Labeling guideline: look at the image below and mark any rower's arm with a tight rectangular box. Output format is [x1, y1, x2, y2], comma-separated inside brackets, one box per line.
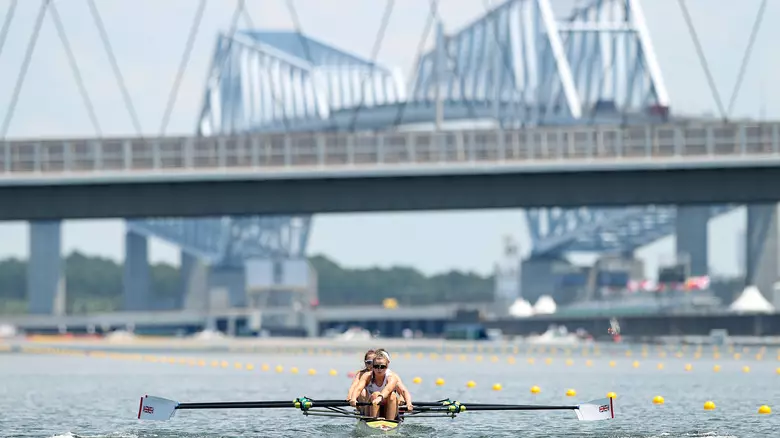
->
[378, 374, 399, 401]
[346, 372, 361, 399]
[349, 372, 370, 401]
[396, 379, 412, 406]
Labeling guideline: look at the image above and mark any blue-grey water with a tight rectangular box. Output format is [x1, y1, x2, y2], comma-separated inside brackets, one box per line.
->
[1, 344, 779, 437]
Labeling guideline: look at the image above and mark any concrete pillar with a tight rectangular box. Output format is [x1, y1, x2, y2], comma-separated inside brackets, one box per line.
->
[180, 252, 209, 311]
[675, 206, 709, 276]
[745, 204, 778, 302]
[209, 266, 246, 308]
[27, 221, 64, 315]
[123, 231, 151, 311]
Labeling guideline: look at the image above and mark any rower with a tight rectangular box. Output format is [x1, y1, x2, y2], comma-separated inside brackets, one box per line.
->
[347, 349, 376, 415]
[348, 349, 413, 417]
[349, 349, 413, 420]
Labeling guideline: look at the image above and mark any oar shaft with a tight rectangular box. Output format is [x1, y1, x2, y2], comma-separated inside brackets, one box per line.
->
[177, 401, 353, 410]
[407, 405, 577, 412]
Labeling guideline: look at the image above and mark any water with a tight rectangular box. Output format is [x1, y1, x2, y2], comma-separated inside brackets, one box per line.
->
[1, 347, 778, 437]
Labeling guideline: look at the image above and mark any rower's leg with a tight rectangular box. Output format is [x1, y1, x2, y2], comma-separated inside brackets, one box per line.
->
[384, 391, 398, 421]
[369, 392, 382, 418]
[357, 389, 369, 415]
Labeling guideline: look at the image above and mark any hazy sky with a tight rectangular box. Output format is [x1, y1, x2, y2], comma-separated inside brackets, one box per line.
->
[0, 0, 776, 278]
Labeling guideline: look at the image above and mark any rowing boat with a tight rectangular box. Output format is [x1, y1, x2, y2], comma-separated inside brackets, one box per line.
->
[136, 394, 615, 433]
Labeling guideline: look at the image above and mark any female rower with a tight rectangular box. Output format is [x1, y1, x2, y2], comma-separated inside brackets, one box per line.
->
[349, 349, 413, 420]
[347, 349, 376, 415]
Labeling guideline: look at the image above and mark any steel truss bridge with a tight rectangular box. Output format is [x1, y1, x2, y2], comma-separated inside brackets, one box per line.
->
[7, 0, 747, 314]
[128, 0, 725, 276]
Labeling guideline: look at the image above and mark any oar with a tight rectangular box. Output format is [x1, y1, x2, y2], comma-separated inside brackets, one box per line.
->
[137, 395, 365, 421]
[403, 397, 615, 421]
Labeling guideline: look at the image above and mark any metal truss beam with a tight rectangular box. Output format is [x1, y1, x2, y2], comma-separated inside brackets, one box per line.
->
[126, 216, 310, 268]
[410, 0, 669, 128]
[527, 205, 736, 257]
[197, 31, 405, 136]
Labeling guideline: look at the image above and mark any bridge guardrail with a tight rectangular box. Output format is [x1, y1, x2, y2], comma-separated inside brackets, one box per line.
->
[2, 123, 779, 178]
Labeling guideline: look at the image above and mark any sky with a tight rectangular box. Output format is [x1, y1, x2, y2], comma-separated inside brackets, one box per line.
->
[0, 0, 776, 279]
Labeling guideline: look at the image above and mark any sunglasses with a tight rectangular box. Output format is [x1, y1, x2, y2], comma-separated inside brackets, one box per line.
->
[372, 364, 388, 369]
[364, 360, 373, 365]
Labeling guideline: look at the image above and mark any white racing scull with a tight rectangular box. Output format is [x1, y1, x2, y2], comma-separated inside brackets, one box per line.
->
[137, 394, 616, 434]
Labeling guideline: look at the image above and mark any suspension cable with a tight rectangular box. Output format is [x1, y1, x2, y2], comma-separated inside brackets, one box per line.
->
[160, 0, 207, 136]
[391, 0, 439, 127]
[347, 0, 396, 131]
[0, 0, 17, 61]
[727, 0, 767, 118]
[86, 0, 143, 136]
[1, 0, 48, 140]
[677, 0, 726, 121]
[49, 0, 102, 136]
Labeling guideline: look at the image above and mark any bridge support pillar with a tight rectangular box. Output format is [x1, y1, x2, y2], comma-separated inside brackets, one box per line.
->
[675, 206, 709, 276]
[746, 204, 779, 303]
[27, 221, 65, 314]
[181, 252, 209, 311]
[123, 231, 151, 311]
[209, 267, 246, 308]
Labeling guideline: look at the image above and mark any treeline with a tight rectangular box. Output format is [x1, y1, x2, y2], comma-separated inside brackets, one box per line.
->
[0, 252, 495, 314]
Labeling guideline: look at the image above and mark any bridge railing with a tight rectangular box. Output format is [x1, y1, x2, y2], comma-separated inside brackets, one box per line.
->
[2, 122, 779, 177]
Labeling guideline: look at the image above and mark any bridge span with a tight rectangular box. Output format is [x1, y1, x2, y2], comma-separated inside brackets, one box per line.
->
[1, 122, 780, 220]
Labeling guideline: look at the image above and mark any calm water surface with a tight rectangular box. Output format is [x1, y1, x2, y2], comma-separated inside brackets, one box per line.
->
[0, 347, 778, 437]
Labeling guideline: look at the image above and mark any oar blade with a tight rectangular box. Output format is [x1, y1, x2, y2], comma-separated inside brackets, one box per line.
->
[574, 397, 614, 421]
[138, 395, 179, 421]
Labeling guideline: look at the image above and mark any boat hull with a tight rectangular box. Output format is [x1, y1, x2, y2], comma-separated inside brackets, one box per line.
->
[355, 418, 402, 434]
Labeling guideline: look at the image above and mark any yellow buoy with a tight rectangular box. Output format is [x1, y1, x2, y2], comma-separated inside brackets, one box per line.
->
[684, 364, 693, 371]
[609, 360, 616, 367]
[704, 401, 716, 410]
[466, 380, 476, 388]
[742, 366, 750, 373]
[585, 359, 593, 367]
[530, 385, 541, 394]
[652, 395, 665, 405]
[412, 377, 422, 384]
[632, 360, 640, 368]
[776, 367, 780, 375]
[657, 362, 664, 370]
[290, 367, 299, 374]
[758, 405, 771, 414]
[308, 368, 316, 375]
[246, 364, 255, 371]
[606, 392, 617, 399]
[713, 364, 721, 372]
[435, 378, 445, 386]
[565, 359, 574, 366]
[329, 369, 337, 376]
[262, 364, 270, 371]
[565, 389, 576, 397]
[275, 365, 284, 373]
[492, 383, 502, 391]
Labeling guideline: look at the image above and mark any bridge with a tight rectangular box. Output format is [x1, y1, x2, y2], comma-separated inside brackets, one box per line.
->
[2, 0, 778, 322]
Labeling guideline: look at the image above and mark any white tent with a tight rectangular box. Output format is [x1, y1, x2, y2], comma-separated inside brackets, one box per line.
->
[533, 295, 557, 314]
[729, 285, 775, 313]
[508, 298, 534, 318]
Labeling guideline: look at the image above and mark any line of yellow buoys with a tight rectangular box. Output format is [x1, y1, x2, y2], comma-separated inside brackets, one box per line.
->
[10, 343, 778, 415]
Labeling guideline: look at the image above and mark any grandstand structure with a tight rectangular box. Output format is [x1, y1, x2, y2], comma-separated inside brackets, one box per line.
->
[17, 0, 757, 314]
